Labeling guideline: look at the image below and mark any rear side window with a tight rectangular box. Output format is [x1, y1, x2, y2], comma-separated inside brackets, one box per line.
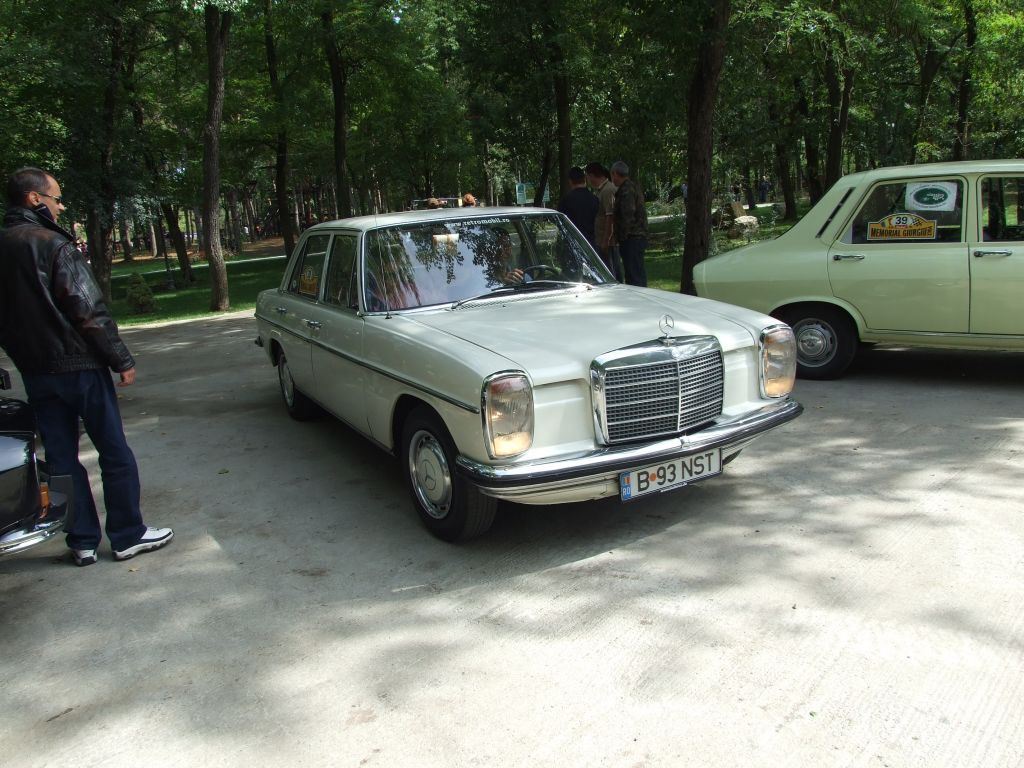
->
[981, 176, 1024, 242]
[288, 233, 331, 299]
[841, 179, 964, 244]
[324, 234, 359, 309]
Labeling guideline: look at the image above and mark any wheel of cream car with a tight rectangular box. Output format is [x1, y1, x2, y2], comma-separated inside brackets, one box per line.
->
[276, 347, 317, 421]
[400, 406, 497, 542]
[778, 304, 858, 380]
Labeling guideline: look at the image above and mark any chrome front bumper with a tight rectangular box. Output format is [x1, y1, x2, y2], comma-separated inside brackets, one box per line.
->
[456, 399, 803, 504]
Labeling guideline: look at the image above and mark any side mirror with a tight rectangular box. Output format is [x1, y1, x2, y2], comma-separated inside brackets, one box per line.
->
[0, 368, 11, 390]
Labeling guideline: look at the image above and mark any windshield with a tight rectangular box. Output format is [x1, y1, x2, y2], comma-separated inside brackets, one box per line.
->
[363, 214, 613, 311]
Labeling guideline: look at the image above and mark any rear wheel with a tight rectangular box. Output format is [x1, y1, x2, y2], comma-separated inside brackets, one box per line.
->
[400, 407, 496, 542]
[778, 305, 858, 380]
[276, 348, 317, 420]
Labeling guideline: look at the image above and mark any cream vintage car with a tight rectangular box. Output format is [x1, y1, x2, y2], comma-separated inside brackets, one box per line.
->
[254, 207, 802, 541]
[694, 160, 1024, 378]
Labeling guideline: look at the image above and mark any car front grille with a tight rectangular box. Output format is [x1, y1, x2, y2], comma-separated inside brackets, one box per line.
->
[592, 338, 724, 445]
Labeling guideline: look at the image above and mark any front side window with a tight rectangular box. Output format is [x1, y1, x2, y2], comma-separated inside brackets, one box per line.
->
[842, 178, 964, 244]
[363, 214, 612, 311]
[981, 176, 1024, 242]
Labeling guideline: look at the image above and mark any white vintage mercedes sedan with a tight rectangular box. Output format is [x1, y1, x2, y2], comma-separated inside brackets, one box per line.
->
[254, 207, 802, 541]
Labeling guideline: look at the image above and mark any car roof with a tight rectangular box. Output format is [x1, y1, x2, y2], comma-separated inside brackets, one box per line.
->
[304, 206, 556, 233]
[841, 159, 1024, 183]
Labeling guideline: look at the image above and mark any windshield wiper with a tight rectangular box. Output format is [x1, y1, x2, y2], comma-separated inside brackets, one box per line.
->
[451, 281, 578, 309]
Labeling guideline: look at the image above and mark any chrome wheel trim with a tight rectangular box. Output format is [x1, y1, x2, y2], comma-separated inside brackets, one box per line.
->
[792, 318, 838, 367]
[278, 355, 295, 407]
[407, 429, 453, 520]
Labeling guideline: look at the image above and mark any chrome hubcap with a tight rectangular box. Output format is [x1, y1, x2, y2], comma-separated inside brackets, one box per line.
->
[793, 319, 837, 367]
[408, 429, 452, 519]
[279, 356, 295, 406]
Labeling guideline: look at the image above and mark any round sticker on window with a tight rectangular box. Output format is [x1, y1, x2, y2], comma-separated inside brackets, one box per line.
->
[906, 181, 958, 212]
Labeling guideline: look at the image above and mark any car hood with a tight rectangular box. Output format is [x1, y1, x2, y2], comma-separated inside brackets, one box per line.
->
[405, 284, 764, 385]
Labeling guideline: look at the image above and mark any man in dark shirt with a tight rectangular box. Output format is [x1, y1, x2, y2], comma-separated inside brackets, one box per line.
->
[611, 160, 648, 287]
[557, 166, 599, 248]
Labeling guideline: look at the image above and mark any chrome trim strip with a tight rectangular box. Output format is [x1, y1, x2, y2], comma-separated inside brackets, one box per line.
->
[256, 315, 480, 414]
[864, 329, 1024, 341]
[456, 399, 802, 490]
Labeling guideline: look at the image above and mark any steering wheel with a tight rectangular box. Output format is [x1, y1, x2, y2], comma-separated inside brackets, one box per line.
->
[522, 264, 560, 280]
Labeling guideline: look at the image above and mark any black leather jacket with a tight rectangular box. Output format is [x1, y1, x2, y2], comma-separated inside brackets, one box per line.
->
[0, 207, 134, 375]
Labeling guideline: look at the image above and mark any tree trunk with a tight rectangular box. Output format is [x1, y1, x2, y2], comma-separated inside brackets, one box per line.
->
[119, 217, 134, 262]
[92, 3, 127, 302]
[534, 142, 553, 207]
[794, 77, 825, 204]
[264, 0, 296, 256]
[243, 191, 257, 242]
[553, 70, 571, 199]
[227, 187, 243, 254]
[203, 4, 231, 311]
[908, 38, 943, 163]
[742, 165, 756, 211]
[193, 208, 203, 248]
[162, 203, 194, 283]
[823, 44, 854, 191]
[86, 208, 113, 296]
[321, 11, 353, 218]
[681, 0, 731, 295]
[953, 0, 977, 160]
[775, 143, 798, 221]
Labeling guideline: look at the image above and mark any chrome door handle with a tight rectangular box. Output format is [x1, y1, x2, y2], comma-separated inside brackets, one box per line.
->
[973, 250, 1012, 258]
[832, 253, 865, 261]
[305, 320, 322, 330]
[275, 306, 288, 315]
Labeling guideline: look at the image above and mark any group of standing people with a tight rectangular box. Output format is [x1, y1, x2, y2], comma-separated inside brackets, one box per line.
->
[558, 160, 648, 287]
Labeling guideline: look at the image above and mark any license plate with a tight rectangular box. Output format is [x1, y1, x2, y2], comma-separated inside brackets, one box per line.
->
[619, 449, 722, 501]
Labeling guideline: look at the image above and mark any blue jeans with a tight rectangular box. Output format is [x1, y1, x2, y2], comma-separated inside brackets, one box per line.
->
[620, 238, 648, 287]
[22, 370, 145, 551]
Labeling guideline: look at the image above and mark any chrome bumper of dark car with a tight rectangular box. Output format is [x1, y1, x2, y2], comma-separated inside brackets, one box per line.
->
[455, 399, 802, 500]
[0, 513, 66, 556]
[0, 478, 73, 557]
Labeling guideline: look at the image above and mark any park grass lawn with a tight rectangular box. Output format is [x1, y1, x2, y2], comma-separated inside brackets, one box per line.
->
[109, 256, 287, 325]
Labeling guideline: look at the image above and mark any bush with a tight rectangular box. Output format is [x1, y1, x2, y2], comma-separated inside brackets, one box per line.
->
[646, 197, 685, 218]
[124, 273, 157, 314]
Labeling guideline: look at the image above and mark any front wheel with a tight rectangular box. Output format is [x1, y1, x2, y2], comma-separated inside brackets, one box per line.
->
[400, 407, 496, 542]
[778, 306, 858, 380]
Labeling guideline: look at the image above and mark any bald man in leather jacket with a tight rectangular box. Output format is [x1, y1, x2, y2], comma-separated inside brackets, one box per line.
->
[0, 167, 172, 566]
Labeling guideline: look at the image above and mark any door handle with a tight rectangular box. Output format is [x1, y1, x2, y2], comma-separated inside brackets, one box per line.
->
[832, 253, 865, 261]
[973, 250, 1012, 258]
[305, 320, 322, 330]
[275, 306, 288, 315]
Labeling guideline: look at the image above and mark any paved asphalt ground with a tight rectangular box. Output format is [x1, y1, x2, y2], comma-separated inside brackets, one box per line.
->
[1, 312, 1022, 768]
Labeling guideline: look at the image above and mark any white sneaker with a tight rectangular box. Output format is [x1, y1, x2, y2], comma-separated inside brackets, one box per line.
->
[72, 549, 97, 567]
[113, 527, 174, 561]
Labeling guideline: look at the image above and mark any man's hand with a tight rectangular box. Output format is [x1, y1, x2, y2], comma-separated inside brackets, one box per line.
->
[117, 367, 136, 387]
